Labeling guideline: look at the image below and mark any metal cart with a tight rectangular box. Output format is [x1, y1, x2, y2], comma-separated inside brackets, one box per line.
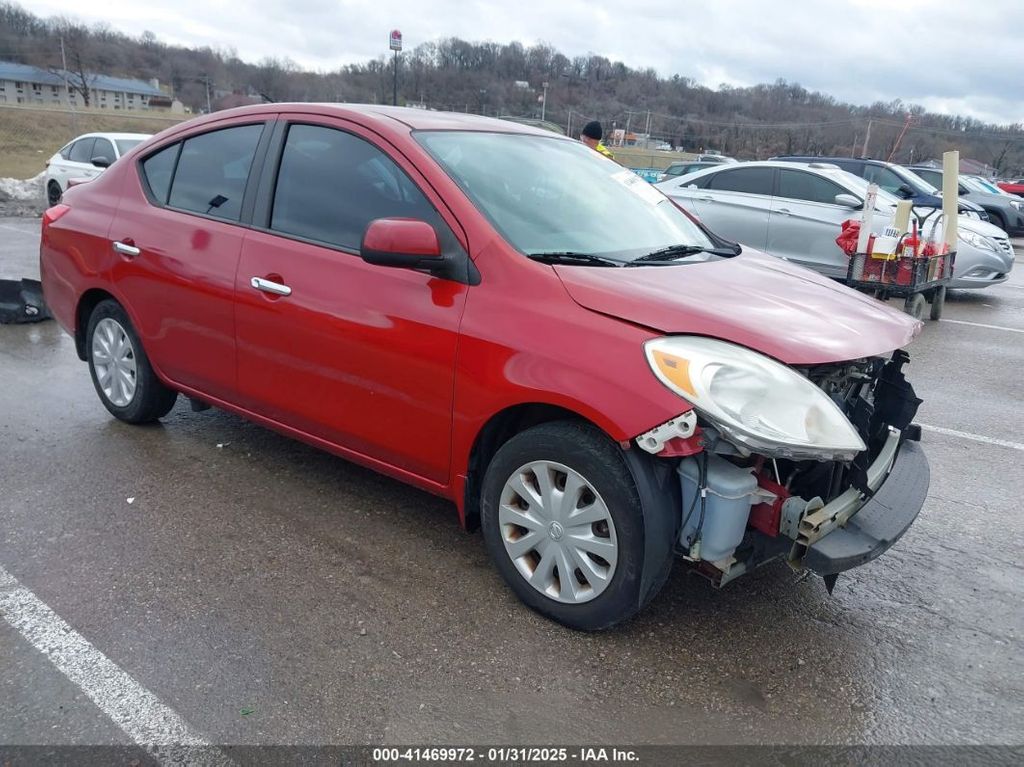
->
[844, 247, 955, 321]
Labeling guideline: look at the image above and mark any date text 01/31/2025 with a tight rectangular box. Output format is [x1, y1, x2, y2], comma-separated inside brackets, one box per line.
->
[372, 747, 640, 762]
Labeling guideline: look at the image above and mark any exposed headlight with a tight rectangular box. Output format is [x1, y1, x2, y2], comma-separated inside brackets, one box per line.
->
[644, 337, 866, 461]
[958, 230, 998, 252]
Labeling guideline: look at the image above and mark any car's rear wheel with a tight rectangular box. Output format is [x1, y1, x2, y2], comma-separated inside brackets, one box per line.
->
[480, 420, 672, 630]
[86, 300, 177, 423]
[46, 181, 62, 207]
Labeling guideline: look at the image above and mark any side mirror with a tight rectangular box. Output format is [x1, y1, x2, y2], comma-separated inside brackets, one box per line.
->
[897, 183, 915, 198]
[91, 156, 111, 168]
[958, 186, 969, 196]
[361, 218, 444, 272]
[834, 193, 863, 208]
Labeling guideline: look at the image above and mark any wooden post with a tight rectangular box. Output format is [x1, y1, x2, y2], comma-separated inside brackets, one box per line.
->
[942, 150, 959, 252]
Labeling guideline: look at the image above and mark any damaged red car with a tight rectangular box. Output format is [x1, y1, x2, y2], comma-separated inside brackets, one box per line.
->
[40, 105, 929, 629]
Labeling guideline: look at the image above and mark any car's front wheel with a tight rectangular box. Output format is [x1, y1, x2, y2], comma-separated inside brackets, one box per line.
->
[481, 421, 673, 630]
[86, 300, 177, 423]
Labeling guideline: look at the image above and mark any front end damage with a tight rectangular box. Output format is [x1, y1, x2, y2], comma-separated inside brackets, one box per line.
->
[636, 350, 927, 592]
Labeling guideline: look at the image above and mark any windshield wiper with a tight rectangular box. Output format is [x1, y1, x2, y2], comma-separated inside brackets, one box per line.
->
[625, 244, 740, 266]
[526, 251, 624, 267]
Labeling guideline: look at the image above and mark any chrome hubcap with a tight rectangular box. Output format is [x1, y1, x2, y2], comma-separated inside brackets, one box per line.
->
[91, 318, 137, 407]
[499, 460, 618, 604]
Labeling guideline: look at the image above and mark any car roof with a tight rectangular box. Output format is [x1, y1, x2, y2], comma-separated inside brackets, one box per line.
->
[163, 103, 562, 138]
[776, 155, 893, 167]
[660, 159, 855, 185]
[73, 132, 153, 140]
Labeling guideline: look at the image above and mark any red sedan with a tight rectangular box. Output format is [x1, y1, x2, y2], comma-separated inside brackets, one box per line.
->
[40, 104, 929, 629]
[997, 179, 1024, 197]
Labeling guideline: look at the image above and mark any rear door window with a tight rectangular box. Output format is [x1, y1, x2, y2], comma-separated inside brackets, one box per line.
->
[707, 167, 774, 196]
[777, 169, 846, 205]
[167, 124, 264, 222]
[68, 138, 96, 163]
[269, 123, 439, 251]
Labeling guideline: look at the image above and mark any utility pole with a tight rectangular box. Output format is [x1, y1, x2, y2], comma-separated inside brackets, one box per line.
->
[540, 81, 548, 122]
[204, 74, 212, 114]
[861, 119, 872, 158]
[644, 110, 652, 149]
[567, 109, 573, 139]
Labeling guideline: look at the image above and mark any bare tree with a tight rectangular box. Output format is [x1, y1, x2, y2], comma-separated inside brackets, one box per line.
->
[49, 18, 93, 107]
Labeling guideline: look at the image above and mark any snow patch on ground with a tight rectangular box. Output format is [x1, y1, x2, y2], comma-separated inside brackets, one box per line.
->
[0, 171, 45, 216]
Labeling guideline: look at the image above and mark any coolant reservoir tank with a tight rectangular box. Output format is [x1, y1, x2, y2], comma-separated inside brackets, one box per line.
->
[678, 454, 758, 563]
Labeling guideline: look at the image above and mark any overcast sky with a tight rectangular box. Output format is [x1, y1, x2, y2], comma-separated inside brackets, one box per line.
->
[26, 0, 1024, 125]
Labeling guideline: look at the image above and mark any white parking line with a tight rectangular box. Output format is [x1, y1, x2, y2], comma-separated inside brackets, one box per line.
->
[0, 564, 231, 766]
[920, 424, 1024, 452]
[939, 319, 1024, 334]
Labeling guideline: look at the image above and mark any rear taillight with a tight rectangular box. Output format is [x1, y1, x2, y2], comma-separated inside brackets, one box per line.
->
[42, 204, 71, 229]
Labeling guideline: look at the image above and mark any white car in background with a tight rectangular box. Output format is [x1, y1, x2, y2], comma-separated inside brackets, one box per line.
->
[654, 160, 1014, 290]
[44, 132, 150, 206]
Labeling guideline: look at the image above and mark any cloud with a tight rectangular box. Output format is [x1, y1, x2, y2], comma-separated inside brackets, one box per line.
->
[26, 0, 1024, 124]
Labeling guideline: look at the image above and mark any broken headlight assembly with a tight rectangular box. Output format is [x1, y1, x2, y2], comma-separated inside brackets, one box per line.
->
[644, 336, 866, 461]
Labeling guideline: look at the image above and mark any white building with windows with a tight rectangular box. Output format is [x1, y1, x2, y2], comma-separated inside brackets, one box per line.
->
[0, 61, 169, 110]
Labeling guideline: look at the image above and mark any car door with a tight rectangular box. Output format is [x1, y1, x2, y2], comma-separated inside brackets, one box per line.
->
[684, 166, 774, 249]
[233, 117, 469, 484]
[53, 137, 97, 188]
[766, 168, 856, 276]
[90, 136, 117, 168]
[107, 121, 271, 401]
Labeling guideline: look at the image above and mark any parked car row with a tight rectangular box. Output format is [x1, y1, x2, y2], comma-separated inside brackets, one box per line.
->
[654, 160, 1014, 289]
[40, 105, 931, 629]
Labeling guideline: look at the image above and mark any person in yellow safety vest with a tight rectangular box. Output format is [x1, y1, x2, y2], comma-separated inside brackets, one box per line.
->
[580, 120, 615, 160]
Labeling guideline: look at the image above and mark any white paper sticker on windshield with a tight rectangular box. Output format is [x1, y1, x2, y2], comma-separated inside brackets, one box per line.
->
[612, 169, 666, 206]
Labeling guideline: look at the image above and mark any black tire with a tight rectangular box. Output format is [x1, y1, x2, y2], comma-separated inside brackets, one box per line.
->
[86, 300, 177, 423]
[904, 292, 926, 320]
[986, 210, 1006, 232]
[480, 420, 674, 631]
[929, 285, 946, 321]
[47, 181, 62, 207]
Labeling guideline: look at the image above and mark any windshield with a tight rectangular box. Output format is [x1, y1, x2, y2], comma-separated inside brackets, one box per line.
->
[416, 131, 713, 261]
[115, 139, 145, 156]
[968, 176, 1007, 195]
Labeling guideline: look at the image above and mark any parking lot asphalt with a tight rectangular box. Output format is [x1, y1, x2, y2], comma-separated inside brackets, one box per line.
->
[1, 215, 1022, 748]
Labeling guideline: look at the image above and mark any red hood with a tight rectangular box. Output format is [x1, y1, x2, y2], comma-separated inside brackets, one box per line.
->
[554, 250, 921, 365]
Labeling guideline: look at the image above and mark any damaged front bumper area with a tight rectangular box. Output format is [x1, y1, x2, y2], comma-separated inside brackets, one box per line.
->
[640, 349, 930, 589]
[798, 438, 928, 576]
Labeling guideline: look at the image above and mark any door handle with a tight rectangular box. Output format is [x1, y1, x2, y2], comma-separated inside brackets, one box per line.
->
[776, 208, 791, 215]
[250, 276, 292, 297]
[697, 196, 714, 202]
[112, 240, 140, 257]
